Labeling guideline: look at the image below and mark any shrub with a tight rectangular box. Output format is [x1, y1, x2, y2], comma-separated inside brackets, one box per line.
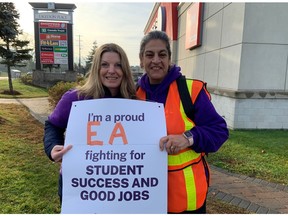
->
[20, 74, 33, 85]
[48, 81, 79, 109]
[76, 74, 85, 83]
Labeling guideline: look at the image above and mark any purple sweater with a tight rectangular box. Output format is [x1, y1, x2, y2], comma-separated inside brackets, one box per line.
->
[48, 89, 82, 129]
[138, 65, 229, 153]
[44, 87, 123, 161]
[48, 87, 122, 129]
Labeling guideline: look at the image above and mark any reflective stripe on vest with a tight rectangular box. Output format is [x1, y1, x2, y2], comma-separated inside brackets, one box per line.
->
[136, 79, 208, 213]
[180, 79, 195, 131]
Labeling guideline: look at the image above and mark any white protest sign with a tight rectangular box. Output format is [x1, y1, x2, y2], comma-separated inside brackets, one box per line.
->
[61, 98, 167, 214]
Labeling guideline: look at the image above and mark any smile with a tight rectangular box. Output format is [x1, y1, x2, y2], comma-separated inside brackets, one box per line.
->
[151, 66, 161, 70]
[106, 77, 118, 80]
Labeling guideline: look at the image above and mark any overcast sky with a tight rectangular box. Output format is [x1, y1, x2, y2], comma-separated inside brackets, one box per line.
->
[14, 1, 154, 66]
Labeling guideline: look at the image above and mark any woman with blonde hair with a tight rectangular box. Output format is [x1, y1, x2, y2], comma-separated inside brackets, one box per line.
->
[78, 43, 136, 99]
[43, 43, 136, 203]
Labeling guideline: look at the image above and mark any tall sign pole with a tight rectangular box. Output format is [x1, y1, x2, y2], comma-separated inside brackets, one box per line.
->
[29, 2, 76, 71]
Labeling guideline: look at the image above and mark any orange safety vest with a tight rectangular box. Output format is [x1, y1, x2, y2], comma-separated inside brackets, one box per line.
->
[136, 79, 210, 213]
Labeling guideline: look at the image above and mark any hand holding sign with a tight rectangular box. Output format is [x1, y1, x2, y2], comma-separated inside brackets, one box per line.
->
[51, 144, 72, 162]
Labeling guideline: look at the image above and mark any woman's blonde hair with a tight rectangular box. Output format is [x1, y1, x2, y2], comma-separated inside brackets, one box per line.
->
[77, 43, 136, 99]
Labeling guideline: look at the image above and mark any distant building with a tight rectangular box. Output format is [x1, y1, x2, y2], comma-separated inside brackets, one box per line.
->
[11, 69, 22, 78]
[131, 66, 144, 82]
[144, 2, 288, 129]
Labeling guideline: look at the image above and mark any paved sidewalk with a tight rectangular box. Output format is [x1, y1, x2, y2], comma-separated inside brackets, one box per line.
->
[1, 97, 288, 214]
[209, 166, 288, 214]
[0, 97, 51, 124]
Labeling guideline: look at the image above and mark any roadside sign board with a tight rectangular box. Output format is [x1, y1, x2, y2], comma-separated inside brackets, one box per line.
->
[39, 21, 68, 65]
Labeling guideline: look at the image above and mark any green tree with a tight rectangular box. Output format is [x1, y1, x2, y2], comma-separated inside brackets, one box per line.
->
[85, 40, 97, 73]
[0, 2, 32, 94]
[74, 63, 85, 75]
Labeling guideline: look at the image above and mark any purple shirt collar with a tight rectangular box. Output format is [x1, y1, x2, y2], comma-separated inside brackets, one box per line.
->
[139, 65, 182, 104]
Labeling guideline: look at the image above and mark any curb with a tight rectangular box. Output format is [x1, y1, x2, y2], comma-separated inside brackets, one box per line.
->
[210, 165, 288, 192]
[209, 165, 287, 213]
[208, 186, 280, 214]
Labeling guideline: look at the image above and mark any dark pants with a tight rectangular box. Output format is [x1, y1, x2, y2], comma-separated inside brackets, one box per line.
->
[58, 174, 63, 205]
[169, 201, 206, 214]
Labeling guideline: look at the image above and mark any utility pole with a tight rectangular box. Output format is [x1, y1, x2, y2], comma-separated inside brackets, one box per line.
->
[78, 35, 81, 69]
[76, 35, 82, 73]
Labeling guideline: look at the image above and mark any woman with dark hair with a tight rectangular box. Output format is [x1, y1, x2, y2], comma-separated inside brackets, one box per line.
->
[137, 30, 229, 213]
